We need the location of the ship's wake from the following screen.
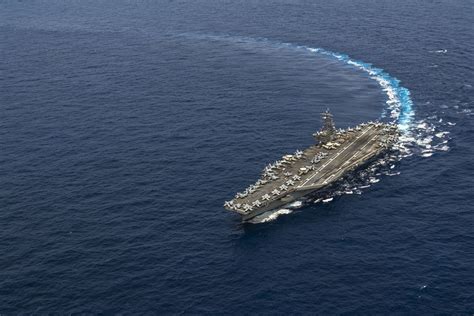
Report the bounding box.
[247,208,294,224]
[179,33,450,224]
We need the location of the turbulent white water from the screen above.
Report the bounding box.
[248,208,293,224]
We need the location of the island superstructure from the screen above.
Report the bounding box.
[224,110,399,221]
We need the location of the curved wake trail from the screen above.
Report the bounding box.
[183,33,415,130]
[303,47,414,131]
[181,33,448,223]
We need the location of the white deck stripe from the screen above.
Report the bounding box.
[298,126,374,188]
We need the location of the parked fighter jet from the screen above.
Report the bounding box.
[242,204,253,211]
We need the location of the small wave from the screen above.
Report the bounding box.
[369,178,380,184]
[437,49,448,53]
[429,49,448,54]
[434,144,449,152]
[436,131,450,138]
[248,208,293,224]
[286,200,303,208]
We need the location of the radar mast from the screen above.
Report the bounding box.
[313,109,336,144]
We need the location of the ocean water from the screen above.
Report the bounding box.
[1,0,473,313]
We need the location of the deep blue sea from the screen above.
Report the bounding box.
[1,0,473,314]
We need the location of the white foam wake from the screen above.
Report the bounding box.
[248,209,293,224]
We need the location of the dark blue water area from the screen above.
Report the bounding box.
[1,0,473,314]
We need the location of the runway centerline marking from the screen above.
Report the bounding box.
[298,126,374,188]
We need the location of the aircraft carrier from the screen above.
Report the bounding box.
[224,110,399,221]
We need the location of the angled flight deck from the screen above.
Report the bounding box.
[224,110,399,221]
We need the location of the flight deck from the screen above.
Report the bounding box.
[224,111,399,220]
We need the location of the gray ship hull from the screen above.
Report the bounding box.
[241,189,311,221]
